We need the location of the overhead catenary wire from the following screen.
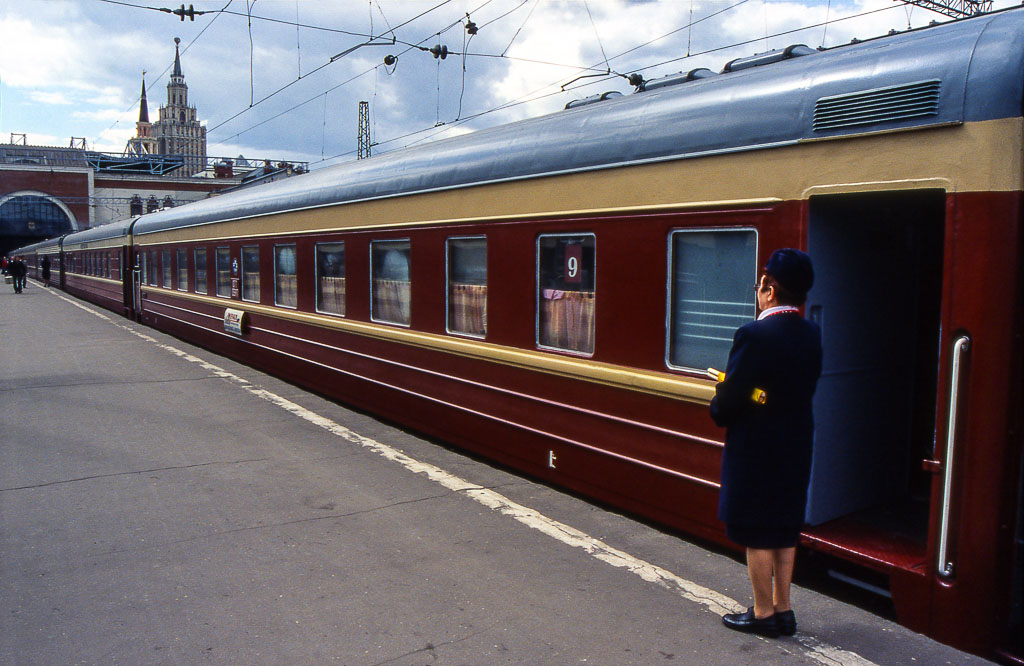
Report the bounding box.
[312,1,922,168]
[99,0,234,136]
[207,0,458,136]
[209,0,509,146]
[215,0,928,164]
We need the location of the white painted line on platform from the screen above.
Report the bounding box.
[45,285,880,666]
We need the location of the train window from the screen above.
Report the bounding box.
[446,237,487,338]
[537,234,595,354]
[315,242,346,316]
[161,250,172,288]
[216,247,231,297]
[149,251,158,286]
[104,254,109,278]
[242,245,260,303]
[195,248,208,294]
[177,249,188,290]
[371,239,411,326]
[274,244,297,309]
[139,252,147,283]
[666,228,757,372]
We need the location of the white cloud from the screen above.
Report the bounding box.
[2,0,1020,165]
[28,91,73,106]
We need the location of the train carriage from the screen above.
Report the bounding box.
[16,8,1023,662]
[12,236,62,288]
[60,219,135,316]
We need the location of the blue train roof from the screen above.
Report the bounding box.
[10,236,62,255]
[118,8,1021,237]
[61,218,135,248]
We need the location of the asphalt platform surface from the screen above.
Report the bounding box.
[1,279,998,665]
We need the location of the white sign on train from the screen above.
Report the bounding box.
[224,308,246,336]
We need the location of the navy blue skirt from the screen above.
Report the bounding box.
[726,522,802,549]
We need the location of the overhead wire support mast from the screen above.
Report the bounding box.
[357,101,371,160]
[896,0,992,18]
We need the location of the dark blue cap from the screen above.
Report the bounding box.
[765,248,814,296]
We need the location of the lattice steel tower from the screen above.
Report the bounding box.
[357,101,371,160]
[896,0,992,18]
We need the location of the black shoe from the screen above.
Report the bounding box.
[722,607,780,638]
[774,609,796,636]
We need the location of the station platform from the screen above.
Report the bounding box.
[1,279,997,666]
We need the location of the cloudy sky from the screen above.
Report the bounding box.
[1,0,1013,170]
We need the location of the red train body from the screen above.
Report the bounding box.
[11,10,1024,662]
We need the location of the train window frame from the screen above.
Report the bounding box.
[194,247,208,295]
[370,239,412,327]
[315,241,346,317]
[241,245,260,303]
[536,232,596,356]
[215,247,231,298]
[176,248,188,291]
[273,243,298,309]
[445,236,487,339]
[161,249,172,288]
[664,227,758,374]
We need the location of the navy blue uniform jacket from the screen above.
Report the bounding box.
[710,312,822,530]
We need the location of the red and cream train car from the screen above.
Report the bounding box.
[17,9,1024,662]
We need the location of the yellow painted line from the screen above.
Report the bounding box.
[140,288,716,404]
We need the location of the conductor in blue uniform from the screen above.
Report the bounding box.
[710,248,822,638]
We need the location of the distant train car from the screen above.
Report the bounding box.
[60,219,135,316]
[12,236,62,288]
[22,9,1023,662]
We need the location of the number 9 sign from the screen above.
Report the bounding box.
[565,243,583,284]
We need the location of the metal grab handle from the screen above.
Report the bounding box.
[937,335,970,578]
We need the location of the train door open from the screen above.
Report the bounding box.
[803,190,945,580]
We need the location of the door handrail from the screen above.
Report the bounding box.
[937,334,970,578]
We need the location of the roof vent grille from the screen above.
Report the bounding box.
[813,79,941,131]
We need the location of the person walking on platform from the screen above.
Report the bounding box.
[710,248,822,638]
[41,256,51,287]
[10,256,27,294]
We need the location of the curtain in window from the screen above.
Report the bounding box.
[217,270,232,297]
[449,283,487,336]
[276,274,297,308]
[243,274,260,302]
[373,278,410,325]
[319,276,346,315]
[540,289,595,353]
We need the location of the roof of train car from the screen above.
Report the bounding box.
[60,218,136,249]
[117,8,1019,237]
[9,236,62,255]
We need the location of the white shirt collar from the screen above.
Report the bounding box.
[757,305,801,321]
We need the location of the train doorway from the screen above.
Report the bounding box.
[803,190,945,575]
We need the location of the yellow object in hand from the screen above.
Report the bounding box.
[707,368,767,405]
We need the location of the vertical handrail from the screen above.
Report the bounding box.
[937,335,970,578]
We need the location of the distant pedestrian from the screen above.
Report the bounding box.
[41,256,51,286]
[10,256,27,293]
[710,248,822,638]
